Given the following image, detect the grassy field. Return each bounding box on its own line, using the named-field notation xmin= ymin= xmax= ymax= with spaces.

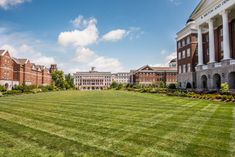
xmin=0 ymin=91 xmax=234 ymax=157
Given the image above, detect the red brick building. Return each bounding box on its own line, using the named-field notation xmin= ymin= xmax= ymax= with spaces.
xmin=177 ymin=0 xmax=235 ymax=90
xmin=0 ymin=50 xmax=52 ymax=90
xmin=130 ymin=65 xmax=177 ymax=85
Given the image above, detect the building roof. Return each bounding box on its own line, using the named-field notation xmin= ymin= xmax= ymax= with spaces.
xmin=134 ymin=65 xmax=177 ymax=74
xmin=187 ymin=0 xmax=205 ymax=23
xmin=12 ymin=58 xmax=29 ymax=65
xmin=0 ymin=50 xmax=6 ymax=56
xmin=151 ymin=67 xmax=177 ymax=71
xmin=74 ymin=70 xmax=111 ymax=76
xmin=169 ymin=58 xmax=177 ymax=63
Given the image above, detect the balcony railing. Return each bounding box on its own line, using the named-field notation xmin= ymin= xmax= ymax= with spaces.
xmin=202 ymin=65 xmax=208 ymax=70
xmin=214 ymin=62 xmax=221 ymax=68
xmin=230 ymin=60 xmax=235 ymax=65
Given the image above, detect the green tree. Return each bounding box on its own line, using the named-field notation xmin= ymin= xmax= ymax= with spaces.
xmin=52 ymin=70 xmax=66 ymax=89
xmin=110 ymin=81 xmax=118 ymax=89
xmin=65 ymin=73 xmax=75 ymax=89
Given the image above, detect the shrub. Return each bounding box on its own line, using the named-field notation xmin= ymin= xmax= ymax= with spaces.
xmin=0 ymin=85 xmax=6 ymax=92
xmin=220 ymin=83 xmax=229 ymax=94
xmin=38 ymin=85 xmax=55 ymax=92
xmin=0 ymin=92 xmax=3 ymax=97
xmin=116 ymin=84 xmax=124 ymax=90
xmin=4 ymin=90 xmax=22 ymax=95
xmin=168 ymin=83 xmax=176 ymax=90
xmin=31 ymin=88 xmax=42 ymax=94
xmin=159 ymin=81 xmax=166 ymax=88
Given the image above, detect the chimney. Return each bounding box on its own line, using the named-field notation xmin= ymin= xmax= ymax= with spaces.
xmin=91 ymin=67 xmax=95 ymax=71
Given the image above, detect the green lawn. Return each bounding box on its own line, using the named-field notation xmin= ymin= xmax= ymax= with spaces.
xmin=0 ymin=91 xmax=234 ymax=157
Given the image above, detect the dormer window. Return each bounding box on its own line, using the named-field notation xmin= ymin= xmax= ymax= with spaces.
xmin=220 ymin=28 xmax=223 ymax=37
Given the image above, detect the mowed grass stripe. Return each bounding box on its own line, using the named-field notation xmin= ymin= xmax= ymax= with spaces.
xmin=0 ymin=118 xmax=124 ymax=157
xmin=0 ymin=91 xmax=234 ymax=157
xmin=229 ymin=107 xmax=235 ymax=156
xmin=0 ymin=97 xmax=204 ymax=156
xmin=1 ymin=101 xmax=230 ymax=143
xmin=0 ymin=98 xmax=218 ymax=137
xmin=126 ymin=103 xmax=216 ymax=156
xmin=0 ymin=91 xmax=203 ymax=110
xmin=0 ymin=95 xmax=198 ymax=116
xmin=0 ymin=99 xmax=212 ymax=129
xmin=107 ymin=100 xmax=210 ymax=153
xmin=0 ymin=130 xmax=62 ymax=157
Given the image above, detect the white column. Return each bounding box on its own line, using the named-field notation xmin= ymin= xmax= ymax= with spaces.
xmin=221 ymin=10 xmax=231 ymax=60
xmin=208 ymin=19 xmax=215 ymax=63
xmin=197 ymin=26 xmax=203 ymax=65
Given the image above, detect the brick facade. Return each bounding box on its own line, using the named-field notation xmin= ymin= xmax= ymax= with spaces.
xmin=131 ymin=65 xmax=177 ymax=85
xmin=176 ymin=0 xmax=235 ymax=90
xmin=0 ymin=50 xmax=52 ymax=90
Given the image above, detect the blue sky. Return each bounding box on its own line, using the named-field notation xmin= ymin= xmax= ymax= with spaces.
xmin=0 ymin=0 xmax=199 ymax=73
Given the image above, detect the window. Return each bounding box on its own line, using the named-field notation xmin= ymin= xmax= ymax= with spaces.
xmin=205 ymin=34 xmax=209 ymax=42
xmin=179 ymin=66 xmax=181 ymax=74
xmin=178 ymin=52 xmax=181 ymax=60
xmin=182 ymin=50 xmax=186 ymax=58
xmin=206 ymin=48 xmax=209 ymax=56
xmin=221 ymin=41 xmax=224 ymax=51
xmin=220 ymin=28 xmax=223 ymax=37
xmin=178 ymin=42 xmax=181 ymax=48
xmin=183 ymin=64 xmax=186 ymax=73
xmin=182 ymin=40 xmax=185 ymax=47
xmin=187 ymin=48 xmax=190 ymax=57
xmin=187 ymin=63 xmax=191 ymax=72
xmin=187 ymin=36 xmax=190 ymax=45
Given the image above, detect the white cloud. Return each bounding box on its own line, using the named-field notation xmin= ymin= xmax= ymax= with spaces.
xmin=58 ymin=17 xmax=98 ymax=47
xmin=58 ymin=16 xmax=127 ymax=72
xmin=169 ymin=0 xmax=181 ymax=6
xmin=152 ymin=52 xmax=176 ymax=67
xmin=73 ymin=47 xmax=123 ymax=72
xmin=71 ymin=15 xmax=84 ymax=28
xmin=70 ymin=15 xmax=91 ymax=28
xmin=102 ymin=29 xmax=127 ymax=42
xmin=89 ymin=56 xmax=123 ymax=72
xmin=1 ymin=43 xmax=56 ymax=67
xmin=0 ymin=0 xmax=31 ymax=10
xmin=160 ymin=49 xmax=167 ymax=55
xmin=0 ymin=26 xmax=56 ymax=68
xmin=31 ymin=54 xmax=56 ymax=67
xmin=74 ymin=47 xmax=97 ymax=63
xmin=0 ymin=44 xmax=18 ymax=56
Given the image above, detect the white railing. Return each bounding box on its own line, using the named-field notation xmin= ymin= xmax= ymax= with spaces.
xmin=230 ymin=60 xmax=235 ymax=65
xmin=214 ymin=62 xmax=221 ymax=68
xmin=202 ymin=65 xmax=208 ymax=70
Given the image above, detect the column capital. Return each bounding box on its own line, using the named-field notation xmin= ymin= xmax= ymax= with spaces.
xmin=207 ymin=18 xmax=215 ymax=24
xmin=196 ymin=25 xmax=202 ymax=30
xmin=219 ymin=9 xmax=230 ymax=16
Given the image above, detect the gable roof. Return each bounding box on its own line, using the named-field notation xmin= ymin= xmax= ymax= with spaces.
xmin=187 ymin=0 xmax=222 ymax=23
xmin=0 ymin=50 xmax=8 ymax=56
xmin=12 ymin=58 xmax=29 ymax=65
xmin=187 ymin=0 xmax=206 ymax=23
xmin=134 ymin=65 xmax=177 ymax=74
xmin=151 ymin=67 xmax=177 ymax=71
xmin=135 ymin=65 xmax=154 ymax=72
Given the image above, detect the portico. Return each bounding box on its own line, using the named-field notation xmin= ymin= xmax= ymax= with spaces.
xmin=197 ymin=8 xmax=234 ymax=68
xmin=177 ymin=0 xmax=235 ymax=91
xmin=196 ymin=1 xmax=235 ymax=90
